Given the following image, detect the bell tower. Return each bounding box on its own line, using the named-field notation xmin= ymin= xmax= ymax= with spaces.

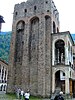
xmin=7 ymin=0 xmax=59 ymax=97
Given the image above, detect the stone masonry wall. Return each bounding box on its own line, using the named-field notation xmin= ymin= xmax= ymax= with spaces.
xmin=7 ymin=0 xmax=59 ymax=97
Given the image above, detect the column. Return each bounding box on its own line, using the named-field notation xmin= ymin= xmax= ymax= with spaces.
xmin=1 ymin=66 xmax=3 ymax=82
xmin=52 ymin=72 xmax=55 ymax=93
xmin=52 ymin=42 xmax=55 ymax=65
xmin=38 ymin=16 xmax=46 ymax=97
xmin=65 ymin=77 xmax=70 ymax=94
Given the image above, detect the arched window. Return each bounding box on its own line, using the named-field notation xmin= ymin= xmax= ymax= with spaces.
xmin=15 ymin=21 xmax=25 ymax=62
xmin=45 ymin=16 xmax=51 ymax=32
xmin=55 ymin=70 xmax=65 ymax=93
xmin=29 ymin=17 xmax=39 ymax=61
xmin=55 ymin=40 xmax=65 ymax=64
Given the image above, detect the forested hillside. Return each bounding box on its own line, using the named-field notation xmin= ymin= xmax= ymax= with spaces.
xmin=0 ymin=32 xmax=11 ymax=63
xmin=71 ymin=34 xmax=75 ymax=43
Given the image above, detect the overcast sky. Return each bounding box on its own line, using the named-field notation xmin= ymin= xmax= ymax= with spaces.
xmin=0 ymin=0 xmax=75 ymax=33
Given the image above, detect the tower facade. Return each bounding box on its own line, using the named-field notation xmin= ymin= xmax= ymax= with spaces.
xmin=7 ymin=0 xmax=59 ymax=97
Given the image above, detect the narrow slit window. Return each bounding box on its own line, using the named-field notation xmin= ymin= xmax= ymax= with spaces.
xmin=34 ymin=6 xmax=37 ymax=10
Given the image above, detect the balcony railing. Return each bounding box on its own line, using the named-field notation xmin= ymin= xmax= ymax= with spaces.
xmin=54 ymin=60 xmax=65 ymax=65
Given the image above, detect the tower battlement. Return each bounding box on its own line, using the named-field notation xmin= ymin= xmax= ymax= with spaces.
xmin=13 ymin=0 xmax=59 ymax=26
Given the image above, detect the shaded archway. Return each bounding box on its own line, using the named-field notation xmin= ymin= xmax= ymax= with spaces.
xmin=55 ymin=70 xmax=65 ymax=93
xmin=14 ymin=20 xmax=25 ymax=86
xmin=0 ymin=85 xmax=3 ymax=91
xmin=15 ymin=20 xmax=25 ymax=63
xmin=3 ymin=85 xmax=6 ymax=91
xmin=29 ymin=17 xmax=39 ymax=61
xmin=29 ymin=17 xmax=39 ymax=94
xmin=55 ymin=40 xmax=65 ymax=64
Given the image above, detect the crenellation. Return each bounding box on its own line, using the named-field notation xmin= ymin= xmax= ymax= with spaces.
xmin=13 ymin=0 xmax=54 ymax=21
xmin=51 ymin=0 xmax=59 ymax=25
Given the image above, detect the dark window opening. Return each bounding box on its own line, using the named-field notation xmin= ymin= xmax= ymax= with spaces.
xmin=34 ymin=6 xmax=37 ymax=10
xmin=55 ymin=71 xmax=60 ymax=87
xmin=55 ymin=71 xmax=65 ymax=93
xmin=25 ymin=9 xmax=27 ymax=13
xmin=15 ymin=12 xmax=18 ymax=16
xmin=3 ymin=85 xmax=6 ymax=91
xmin=0 ymin=85 xmax=3 ymax=91
xmin=24 ymin=9 xmax=27 ymax=16
xmin=4 ymin=70 xmax=7 ymax=83
xmin=70 ymin=71 xmax=71 ymax=77
xmin=46 ymin=1 xmax=48 ymax=4
xmin=53 ymin=21 xmax=56 ymax=33
xmin=63 ymin=73 xmax=65 ymax=76
xmin=34 ymin=6 xmax=37 ymax=13
xmin=69 ymin=61 xmax=71 ymax=66
xmin=47 ymin=10 xmax=49 ymax=12
xmin=57 ymin=27 xmax=59 ymax=32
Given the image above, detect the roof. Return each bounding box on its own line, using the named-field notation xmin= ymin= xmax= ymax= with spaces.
xmin=0 ymin=58 xmax=8 ymax=65
xmin=51 ymin=31 xmax=74 ymax=45
xmin=0 ymin=15 xmax=5 ymax=23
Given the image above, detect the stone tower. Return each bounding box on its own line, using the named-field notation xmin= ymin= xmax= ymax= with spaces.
xmin=7 ymin=0 xmax=59 ymax=97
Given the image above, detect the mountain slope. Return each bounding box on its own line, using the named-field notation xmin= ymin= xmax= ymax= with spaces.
xmin=0 ymin=32 xmax=11 ymax=63
xmin=71 ymin=34 xmax=75 ymax=43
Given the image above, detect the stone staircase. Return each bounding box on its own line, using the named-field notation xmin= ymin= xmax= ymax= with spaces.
xmin=50 ymin=87 xmax=61 ymax=100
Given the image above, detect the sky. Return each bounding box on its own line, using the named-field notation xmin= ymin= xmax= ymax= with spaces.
xmin=0 ymin=0 xmax=75 ymax=33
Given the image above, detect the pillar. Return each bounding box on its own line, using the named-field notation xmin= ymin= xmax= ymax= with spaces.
xmin=52 ymin=72 xmax=55 ymax=93
xmin=65 ymin=77 xmax=70 ymax=94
